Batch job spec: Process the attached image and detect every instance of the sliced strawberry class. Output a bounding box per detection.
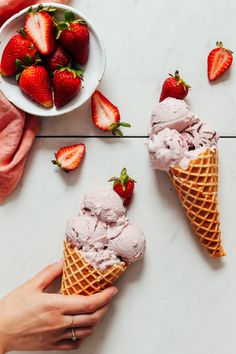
[52,144,86,172]
[109,168,136,206]
[208,41,233,81]
[18,65,53,108]
[160,71,190,102]
[24,8,55,55]
[91,90,131,136]
[0,32,37,76]
[52,67,83,108]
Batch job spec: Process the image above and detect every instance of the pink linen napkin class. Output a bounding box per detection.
[0,0,68,203]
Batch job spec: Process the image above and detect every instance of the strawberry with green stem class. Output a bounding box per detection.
[55,10,89,65]
[52,66,83,108]
[109,168,136,206]
[91,90,131,136]
[17,57,53,108]
[0,31,37,76]
[159,70,190,102]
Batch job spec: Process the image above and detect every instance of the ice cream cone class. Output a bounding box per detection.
[61,241,128,295]
[169,147,226,258]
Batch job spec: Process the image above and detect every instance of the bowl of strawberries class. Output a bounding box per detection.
[0,3,106,117]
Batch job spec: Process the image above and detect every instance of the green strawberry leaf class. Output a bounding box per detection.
[57,22,68,31]
[74,19,88,26]
[25,54,32,66]
[65,10,75,23]
[55,20,68,39]
[119,122,131,127]
[121,168,127,177]
[42,6,57,13]
[113,128,123,137]
[74,69,84,79]
[15,59,24,71]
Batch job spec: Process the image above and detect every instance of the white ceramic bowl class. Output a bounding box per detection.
[0,3,106,117]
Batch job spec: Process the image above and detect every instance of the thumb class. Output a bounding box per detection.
[30,260,63,291]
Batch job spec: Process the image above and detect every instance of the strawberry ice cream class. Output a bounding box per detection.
[147,97,219,171]
[66,189,145,270]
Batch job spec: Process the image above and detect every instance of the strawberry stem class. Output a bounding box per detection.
[169,70,191,90]
[216,41,233,54]
[65,10,75,22]
[28,4,57,14]
[109,121,131,136]
[54,11,87,39]
[108,168,136,190]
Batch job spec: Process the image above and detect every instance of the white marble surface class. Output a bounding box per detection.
[1,138,236,354]
[38,0,236,136]
[2,1,236,353]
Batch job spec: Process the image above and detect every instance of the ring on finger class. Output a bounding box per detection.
[71,328,77,342]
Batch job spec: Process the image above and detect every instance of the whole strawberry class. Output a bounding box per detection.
[45,45,70,72]
[91,90,131,136]
[159,70,190,102]
[109,168,136,206]
[52,144,86,172]
[0,32,37,76]
[57,11,89,65]
[18,65,53,108]
[52,66,83,108]
[208,41,233,81]
[24,6,56,55]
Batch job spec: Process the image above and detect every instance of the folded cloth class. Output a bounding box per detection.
[0,92,39,202]
[0,0,68,203]
[0,0,69,27]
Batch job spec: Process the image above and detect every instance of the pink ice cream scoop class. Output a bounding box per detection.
[148,128,188,171]
[108,224,145,262]
[147,97,219,171]
[182,121,219,148]
[149,97,198,135]
[66,189,145,270]
[82,188,126,223]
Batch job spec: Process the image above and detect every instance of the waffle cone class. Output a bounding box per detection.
[169,147,225,258]
[61,241,127,295]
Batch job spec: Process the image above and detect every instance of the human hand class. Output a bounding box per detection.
[0,261,118,353]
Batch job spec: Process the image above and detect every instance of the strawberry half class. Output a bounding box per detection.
[109,168,136,206]
[18,65,53,108]
[52,66,83,108]
[24,6,56,55]
[91,90,131,136]
[0,32,37,76]
[56,11,89,65]
[159,70,190,102]
[208,41,233,81]
[52,144,86,172]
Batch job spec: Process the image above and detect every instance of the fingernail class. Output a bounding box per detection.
[112,288,118,297]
